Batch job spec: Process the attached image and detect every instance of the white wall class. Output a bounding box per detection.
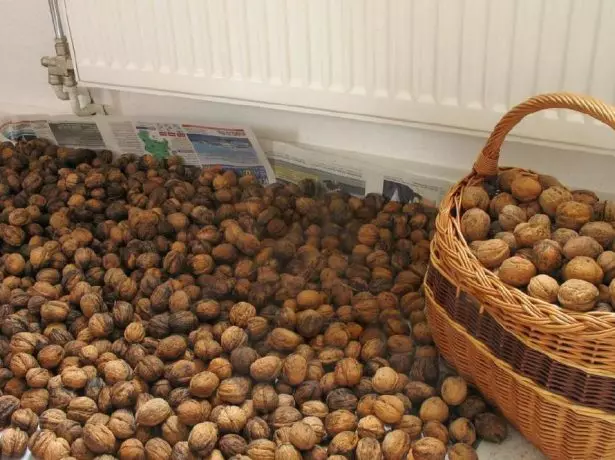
[0,0,69,115]
[2,0,615,198]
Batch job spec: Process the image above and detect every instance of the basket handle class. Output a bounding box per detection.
[473,92,615,177]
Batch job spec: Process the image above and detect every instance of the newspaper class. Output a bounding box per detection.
[0,115,275,185]
[265,140,453,206]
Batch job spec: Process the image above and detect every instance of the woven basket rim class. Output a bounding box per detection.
[435,172,615,336]
[428,244,615,379]
[425,284,615,422]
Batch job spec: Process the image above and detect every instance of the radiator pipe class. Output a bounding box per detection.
[48,0,64,39]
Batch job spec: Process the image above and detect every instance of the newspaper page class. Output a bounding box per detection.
[265,140,453,205]
[0,115,275,185]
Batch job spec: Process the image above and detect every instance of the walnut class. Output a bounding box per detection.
[558,279,599,312]
[325,409,358,436]
[422,420,449,445]
[357,224,380,246]
[145,437,172,460]
[188,422,218,457]
[498,205,527,232]
[211,405,247,433]
[598,251,615,284]
[356,415,385,439]
[333,357,362,387]
[460,209,490,242]
[563,236,604,260]
[511,176,542,202]
[382,429,410,460]
[461,186,490,211]
[1,427,28,458]
[267,328,304,352]
[328,431,359,456]
[372,395,404,424]
[527,275,560,303]
[556,201,593,230]
[419,397,449,423]
[440,376,467,406]
[449,417,476,444]
[497,256,536,287]
[83,422,116,454]
[474,413,508,443]
[247,439,276,460]
[532,239,563,273]
[580,222,615,248]
[136,398,172,427]
[217,376,252,404]
[189,371,220,398]
[11,408,39,434]
[411,437,447,460]
[119,438,146,460]
[562,256,604,285]
[288,421,318,450]
[356,437,383,460]
[282,353,308,386]
[513,222,550,248]
[448,443,479,460]
[471,239,510,269]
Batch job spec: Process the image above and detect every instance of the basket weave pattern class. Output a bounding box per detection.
[426,93,615,459]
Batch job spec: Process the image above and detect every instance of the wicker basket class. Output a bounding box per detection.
[426,93,615,460]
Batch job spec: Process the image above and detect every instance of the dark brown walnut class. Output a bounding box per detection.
[474,412,508,443]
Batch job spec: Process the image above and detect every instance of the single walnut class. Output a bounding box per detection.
[188,422,218,457]
[372,395,404,424]
[513,222,550,248]
[460,209,490,242]
[580,222,615,248]
[449,417,476,444]
[422,421,448,445]
[563,236,604,260]
[598,251,615,284]
[250,356,283,382]
[511,176,542,203]
[498,205,527,232]
[498,257,536,287]
[217,376,252,404]
[448,443,479,460]
[411,437,446,460]
[334,357,362,387]
[532,240,563,274]
[356,437,383,460]
[1,427,28,458]
[325,410,358,436]
[471,239,510,269]
[189,371,220,398]
[419,397,449,423]
[246,439,276,460]
[494,232,517,253]
[558,279,599,312]
[556,201,593,230]
[83,422,116,454]
[440,376,467,406]
[371,367,402,394]
[289,421,318,450]
[357,224,380,247]
[562,256,604,285]
[119,438,146,460]
[474,413,508,443]
[136,398,172,427]
[357,415,385,439]
[382,429,410,460]
[461,186,490,211]
[145,437,172,460]
[527,275,560,303]
[328,431,359,456]
[211,405,248,433]
[11,408,39,434]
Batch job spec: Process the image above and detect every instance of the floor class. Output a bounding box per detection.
[477,426,545,459]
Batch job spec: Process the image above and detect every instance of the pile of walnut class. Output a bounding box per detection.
[461,168,615,312]
[0,138,506,460]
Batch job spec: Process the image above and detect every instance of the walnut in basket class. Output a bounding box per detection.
[558,279,599,312]
[460,208,490,242]
[497,256,536,287]
[511,176,542,203]
[470,239,510,269]
[527,275,559,303]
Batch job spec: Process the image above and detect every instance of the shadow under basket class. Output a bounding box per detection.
[425,92,615,460]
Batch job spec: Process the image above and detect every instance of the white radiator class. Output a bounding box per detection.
[63,0,615,151]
